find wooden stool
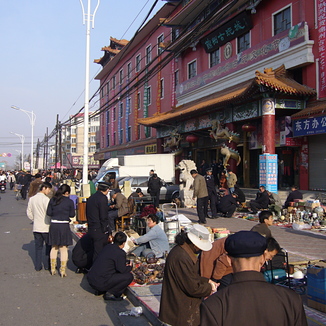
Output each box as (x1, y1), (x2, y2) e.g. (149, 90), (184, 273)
(115, 215), (131, 231)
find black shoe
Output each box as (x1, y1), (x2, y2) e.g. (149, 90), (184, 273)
(75, 267), (86, 274)
(103, 293), (123, 301)
(94, 290), (106, 296)
(198, 221), (207, 225)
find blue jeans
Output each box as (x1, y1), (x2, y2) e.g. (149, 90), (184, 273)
(132, 243), (153, 257)
(34, 232), (51, 271)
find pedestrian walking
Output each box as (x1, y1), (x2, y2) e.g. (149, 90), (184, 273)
(191, 169), (209, 224)
(47, 184), (75, 277)
(26, 182), (53, 271)
(7, 171), (16, 190)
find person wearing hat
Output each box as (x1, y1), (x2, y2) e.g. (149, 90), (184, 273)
(159, 224), (217, 326)
(200, 231), (307, 326)
(217, 192), (240, 217)
(191, 169), (209, 224)
(108, 188), (129, 232)
(86, 181), (111, 262)
(205, 168), (218, 219)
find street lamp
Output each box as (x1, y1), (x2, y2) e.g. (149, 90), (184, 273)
(11, 132), (25, 170)
(11, 105), (36, 173)
(79, 0), (100, 185)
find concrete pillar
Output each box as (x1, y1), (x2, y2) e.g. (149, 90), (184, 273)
(262, 98), (275, 154)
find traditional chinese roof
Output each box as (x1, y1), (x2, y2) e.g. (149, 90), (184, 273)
(138, 65), (316, 127)
(292, 100), (326, 119)
(110, 37), (129, 46)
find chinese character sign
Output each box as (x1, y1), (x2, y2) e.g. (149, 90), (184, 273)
(259, 154), (278, 193)
(293, 116), (326, 136)
(318, 0), (326, 98)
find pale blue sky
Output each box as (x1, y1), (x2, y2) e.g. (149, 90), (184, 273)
(0, 0), (164, 168)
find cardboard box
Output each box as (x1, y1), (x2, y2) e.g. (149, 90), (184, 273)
(307, 298), (326, 313)
(307, 266), (326, 302)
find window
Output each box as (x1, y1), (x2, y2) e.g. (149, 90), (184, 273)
(71, 127), (76, 134)
(157, 34), (164, 55)
(128, 126), (132, 141)
(273, 6), (291, 35)
(113, 132), (116, 145)
(188, 60), (197, 79)
(172, 28), (180, 41)
(71, 138), (76, 144)
(146, 45), (151, 65)
(66, 144), (71, 150)
(106, 110), (110, 123)
(137, 92), (141, 110)
(112, 75), (116, 89)
(113, 107), (116, 121)
(160, 78), (164, 99)
(119, 102), (123, 118)
(106, 81), (110, 94)
(119, 129), (123, 144)
(127, 62), (132, 79)
(136, 54), (141, 72)
(107, 134), (110, 147)
(119, 69), (123, 85)
(71, 147), (76, 153)
(89, 145), (96, 152)
(209, 49), (220, 68)
(174, 70), (179, 90)
(127, 97), (131, 115)
(146, 86), (152, 105)
(100, 86), (104, 98)
(90, 136), (96, 142)
(91, 116), (99, 123)
(237, 32), (250, 53)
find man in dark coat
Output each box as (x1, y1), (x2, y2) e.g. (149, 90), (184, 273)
(86, 181), (111, 261)
(72, 233), (94, 273)
(205, 168), (218, 218)
(249, 185), (270, 214)
(147, 173), (162, 208)
(87, 232), (133, 301)
(200, 231), (307, 326)
(284, 185), (303, 208)
(217, 193), (239, 217)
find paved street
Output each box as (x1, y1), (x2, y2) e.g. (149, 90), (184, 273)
(0, 190), (151, 326)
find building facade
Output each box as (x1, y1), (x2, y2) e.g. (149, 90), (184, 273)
(94, 0), (325, 190)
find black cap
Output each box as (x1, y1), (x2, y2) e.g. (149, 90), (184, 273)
(98, 181), (111, 189)
(111, 188), (121, 194)
(225, 231), (267, 258)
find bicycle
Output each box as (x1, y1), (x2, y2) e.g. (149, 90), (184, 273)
(14, 184), (22, 201)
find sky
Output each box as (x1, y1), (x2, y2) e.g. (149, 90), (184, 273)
(0, 0), (165, 169)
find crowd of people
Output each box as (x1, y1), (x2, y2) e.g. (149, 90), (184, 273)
(0, 167), (307, 325)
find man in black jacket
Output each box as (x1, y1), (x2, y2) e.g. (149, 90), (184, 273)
(87, 232), (133, 301)
(284, 185), (303, 208)
(249, 186), (270, 214)
(148, 173), (162, 208)
(217, 192), (239, 217)
(86, 181), (111, 262)
(205, 168), (218, 218)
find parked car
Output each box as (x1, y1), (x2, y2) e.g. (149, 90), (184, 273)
(95, 173), (179, 202)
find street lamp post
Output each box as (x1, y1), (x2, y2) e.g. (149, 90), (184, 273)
(11, 132), (25, 170)
(79, 0), (100, 185)
(11, 106), (36, 173)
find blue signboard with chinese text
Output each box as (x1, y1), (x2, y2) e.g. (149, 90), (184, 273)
(293, 116), (326, 137)
(259, 154), (278, 193)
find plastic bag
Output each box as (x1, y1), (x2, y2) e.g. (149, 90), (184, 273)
(119, 306), (143, 317)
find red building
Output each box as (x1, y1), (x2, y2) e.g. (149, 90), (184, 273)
(95, 0), (326, 191)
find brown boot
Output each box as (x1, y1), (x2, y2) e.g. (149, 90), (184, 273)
(50, 259), (57, 275)
(60, 261), (67, 278)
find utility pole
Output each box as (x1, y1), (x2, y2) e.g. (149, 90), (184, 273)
(55, 114), (59, 170)
(59, 121), (63, 172)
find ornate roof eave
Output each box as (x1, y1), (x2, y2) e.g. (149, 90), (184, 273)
(292, 100), (326, 119)
(138, 65), (316, 128)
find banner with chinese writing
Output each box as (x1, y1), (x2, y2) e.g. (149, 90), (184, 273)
(259, 154), (278, 193)
(318, 0), (326, 98)
(293, 115), (326, 137)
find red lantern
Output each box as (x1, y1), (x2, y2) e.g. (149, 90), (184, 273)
(242, 124), (256, 133)
(186, 134), (199, 143)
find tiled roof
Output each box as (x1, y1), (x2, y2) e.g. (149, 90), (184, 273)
(138, 65), (316, 127)
(292, 100), (326, 119)
(101, 46), (120, 54)
(110, 37), (129, 46)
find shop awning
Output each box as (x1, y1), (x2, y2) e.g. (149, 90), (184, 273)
(292, 100), (326, 119)
(138, 65), (316, 127)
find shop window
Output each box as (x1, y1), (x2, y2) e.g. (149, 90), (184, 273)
(237, 31), (250, 53)
(273, 6), (291, 35)
(209, 49), (220, 68)
(188, 60), (197, 79)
